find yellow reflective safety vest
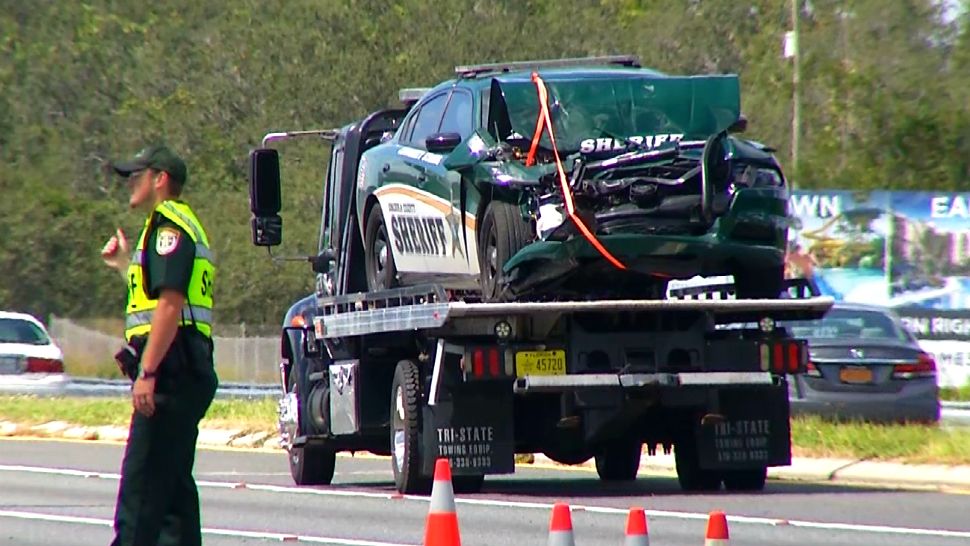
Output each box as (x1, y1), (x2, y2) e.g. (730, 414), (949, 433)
(124, 200), (215, 341)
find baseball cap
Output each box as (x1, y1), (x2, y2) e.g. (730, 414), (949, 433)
(111, 144), (187, 186)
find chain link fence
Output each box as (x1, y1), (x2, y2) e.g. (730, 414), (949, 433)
(49, 316), (280, 384)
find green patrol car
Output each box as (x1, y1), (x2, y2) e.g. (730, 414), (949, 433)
(353, 55), (791, 301)
(294, 55), (793, 302)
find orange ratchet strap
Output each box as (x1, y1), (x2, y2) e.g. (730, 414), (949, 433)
(527, 72), (626, 270)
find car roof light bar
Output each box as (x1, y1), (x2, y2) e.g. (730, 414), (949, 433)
(455, 55), (641, 78)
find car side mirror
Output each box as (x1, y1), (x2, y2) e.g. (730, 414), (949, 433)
(425, 132), (462, 154)
(311, 248), (337, 274)
(728, 114), (748, 133)
(249, 148), (283, 246)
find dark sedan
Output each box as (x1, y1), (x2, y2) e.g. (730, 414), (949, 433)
(782, 302), (940, 424)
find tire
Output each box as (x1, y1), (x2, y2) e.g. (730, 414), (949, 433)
(722, 467), (768, 492)
(734, 265), (785, 299)
(478, 200), (532, 301)
(285, 355), (336, 486)
(674, 437), (721, 492)
(453, 474), (485, 494)
(594, 441), (642, 482)
(390, 359), (431, 494)
(364, 204), (399, 292)
(288, 443), (336, 486)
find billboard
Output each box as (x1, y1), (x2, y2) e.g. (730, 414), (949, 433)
(789, 191), (970, 387)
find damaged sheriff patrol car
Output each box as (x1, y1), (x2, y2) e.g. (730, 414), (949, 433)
(269, 55), (793, 302)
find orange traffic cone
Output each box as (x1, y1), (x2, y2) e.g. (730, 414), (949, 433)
(704, 510), (729, 545)
(547, 503), (575, 546)
(624, 507), (649, 546)
(424, 458), (461, 546)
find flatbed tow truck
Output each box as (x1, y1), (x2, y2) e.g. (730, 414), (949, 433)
(246, 67), (834, 495)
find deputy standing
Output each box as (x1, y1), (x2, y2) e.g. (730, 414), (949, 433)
(100, 144), (218, 546)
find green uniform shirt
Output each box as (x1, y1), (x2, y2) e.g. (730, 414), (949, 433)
(144, 219), (196, 299)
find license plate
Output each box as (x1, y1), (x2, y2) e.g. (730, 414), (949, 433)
(839, 365), (873, 384)
(515, 350), (566, 377)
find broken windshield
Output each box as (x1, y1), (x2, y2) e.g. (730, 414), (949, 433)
(489, 72), (741, 154)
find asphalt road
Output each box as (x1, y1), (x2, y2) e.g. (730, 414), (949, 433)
(1, 439), (969, 545)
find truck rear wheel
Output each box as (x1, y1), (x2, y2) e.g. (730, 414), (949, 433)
(288, 443), (336, 486)
(722, 467), (768, 491)
(674, 437), (721, 492)
(285, 357), (337, 486)
(594, 441), (642, 482)
(453, 474), (485, 494)
(479, 200), (532, 302)
(365, 204), (399, 292)
(390, 359), (431, 494)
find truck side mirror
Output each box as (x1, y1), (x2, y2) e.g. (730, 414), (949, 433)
(249, 148), (283, 246)
(426, 132), (462, 154)
(311, 248), (337, 274)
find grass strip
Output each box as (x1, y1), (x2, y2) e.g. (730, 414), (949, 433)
(0, 396), (278, 432)
(2, 396), (969, 465)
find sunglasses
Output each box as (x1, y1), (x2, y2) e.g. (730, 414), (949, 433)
(127, 169), (150, 183)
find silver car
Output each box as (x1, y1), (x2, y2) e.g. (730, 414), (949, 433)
(0, 311), (69, 394)
(782, 302), (940, 424)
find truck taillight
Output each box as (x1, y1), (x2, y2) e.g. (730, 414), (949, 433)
(472, 349), (484, 377)
(465, 347), (504, 379)
(26, 357), (64, 373)
(892, 353), (937, 380)
(805, 360), (821, 377)
(762, 341), (805, 374)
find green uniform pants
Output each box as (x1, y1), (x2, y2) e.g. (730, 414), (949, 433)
(111, 332), (218, 546)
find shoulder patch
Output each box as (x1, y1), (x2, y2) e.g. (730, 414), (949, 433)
(155, 227), (181, 256)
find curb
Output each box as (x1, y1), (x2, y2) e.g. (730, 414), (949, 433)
(4, 421), (970, 490)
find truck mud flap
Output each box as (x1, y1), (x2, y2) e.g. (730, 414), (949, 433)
(696, 384), (792, 470)
(421, 389), (515, 476)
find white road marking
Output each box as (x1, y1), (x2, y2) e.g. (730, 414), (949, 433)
(0, 510), (418, 545)
(2, 464), (970, 540)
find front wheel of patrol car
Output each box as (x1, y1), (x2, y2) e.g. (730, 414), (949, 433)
(479, 200), (532, 302)
(365, 204), (399, 292)
(390, 359), (431, 495)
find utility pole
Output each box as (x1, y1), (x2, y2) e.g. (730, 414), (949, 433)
(790, 0), (801, 190)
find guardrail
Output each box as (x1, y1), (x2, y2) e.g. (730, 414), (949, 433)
(2, 378), (968, 425)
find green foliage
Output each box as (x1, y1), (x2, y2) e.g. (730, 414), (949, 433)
(1, 0), (967, 324)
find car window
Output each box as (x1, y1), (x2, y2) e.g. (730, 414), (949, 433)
(438, 91), (473, 138)
(404, 94), (447, 149)
(781, 308), (908, 342)
(0, 318), (50, 345)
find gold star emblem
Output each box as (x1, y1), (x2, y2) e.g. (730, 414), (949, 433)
(448, 209), (465, 260)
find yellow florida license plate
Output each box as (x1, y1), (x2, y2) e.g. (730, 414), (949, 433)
(515, 350), (566, 377)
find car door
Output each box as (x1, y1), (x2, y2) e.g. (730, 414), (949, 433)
(374, 93), (461, 279)
(428, 89), (479, 276)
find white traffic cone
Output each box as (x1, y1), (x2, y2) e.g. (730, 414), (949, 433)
(424, 458), (461, 546)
